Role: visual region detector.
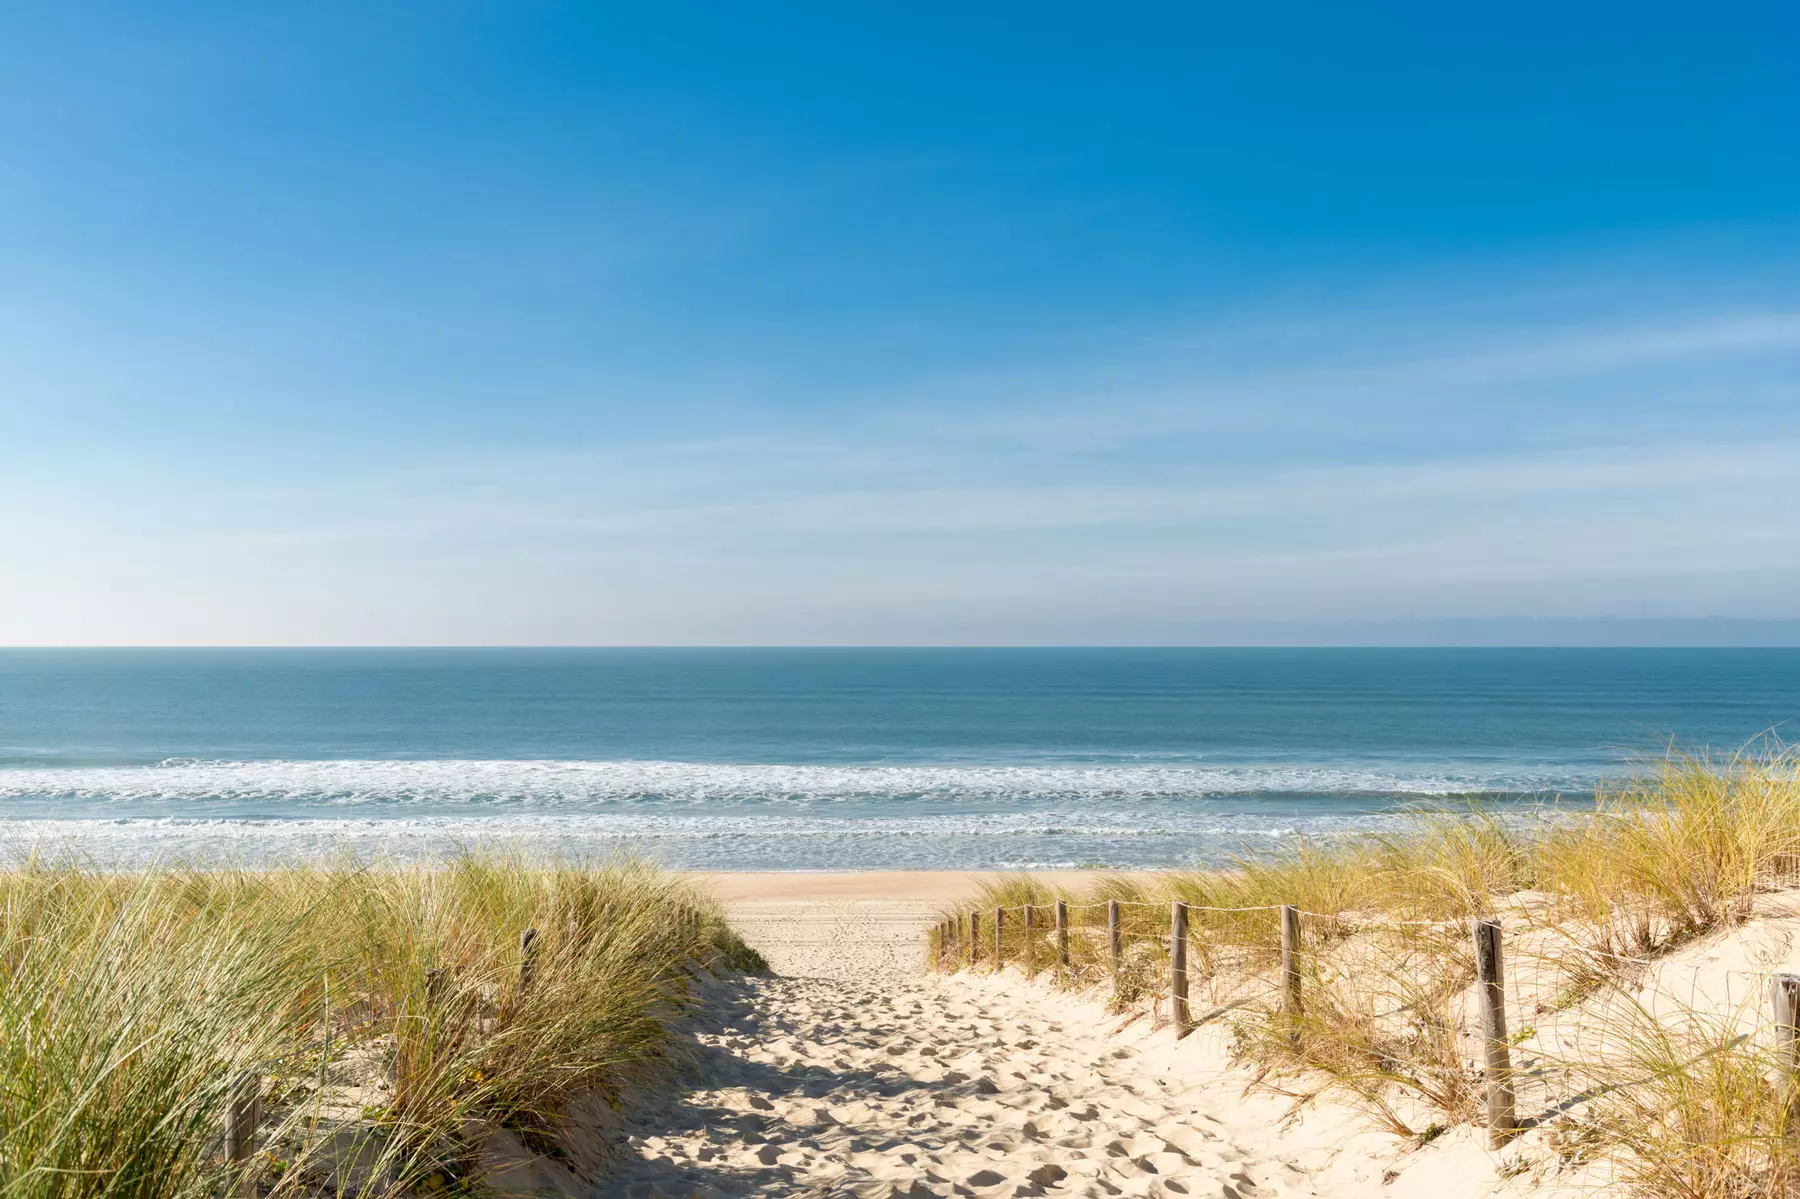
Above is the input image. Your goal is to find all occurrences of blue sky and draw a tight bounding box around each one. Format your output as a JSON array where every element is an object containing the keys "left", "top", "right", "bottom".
[{"left": 2, "top": 2, "right": 1798, "bottom": 644}]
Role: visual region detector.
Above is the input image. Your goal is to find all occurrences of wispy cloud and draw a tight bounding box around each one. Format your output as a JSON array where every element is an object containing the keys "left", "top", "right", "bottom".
[{"left": 5, "top": 268, "right": 1800, "bottom": 645}]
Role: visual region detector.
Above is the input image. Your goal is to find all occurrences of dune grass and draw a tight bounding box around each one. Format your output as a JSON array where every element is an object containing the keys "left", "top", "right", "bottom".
[
  {"left": 1583, "top": 999, "right": 1800, "bottom": 1199},
  {"left": 0, "top": 854, "right": 763, "bottom": 1199},
  {"left": 935, "top": 749, "right": 1800, "bottom": 1194}
]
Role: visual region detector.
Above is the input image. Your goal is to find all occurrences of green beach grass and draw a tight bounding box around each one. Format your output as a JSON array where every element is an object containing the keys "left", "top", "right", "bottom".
[{"left": 0, "top": 854, "right": 764, "bottom": 1199}]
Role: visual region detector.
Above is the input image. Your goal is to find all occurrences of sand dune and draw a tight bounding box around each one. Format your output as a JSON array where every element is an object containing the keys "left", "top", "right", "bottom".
[{"left": 578, "top": 880, "right": 1547, "bottom": 1199}]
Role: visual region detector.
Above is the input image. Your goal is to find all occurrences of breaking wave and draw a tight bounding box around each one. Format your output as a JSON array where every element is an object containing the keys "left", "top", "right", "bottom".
[{"left": 0, "top": 757, "right": 1588, "bottom": 808}]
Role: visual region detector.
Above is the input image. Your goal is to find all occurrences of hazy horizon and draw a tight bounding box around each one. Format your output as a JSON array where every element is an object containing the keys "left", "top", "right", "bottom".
[{"left": 12, "top": 620, "right": 1800, "bottom": 649}]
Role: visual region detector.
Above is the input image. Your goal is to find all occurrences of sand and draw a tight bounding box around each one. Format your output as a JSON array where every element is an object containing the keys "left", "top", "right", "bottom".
[
  {"left": 571, "top": 873, "right": 1541, "bottom": 1199},
  {"left": 695, "top": 872, "right": 1022, "bottom": 981}
]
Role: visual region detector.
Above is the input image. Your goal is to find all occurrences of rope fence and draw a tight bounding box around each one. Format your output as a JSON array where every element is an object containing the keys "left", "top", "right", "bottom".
[{"left": 927, "top": 897, "right": 1800, "bottom": 1151}]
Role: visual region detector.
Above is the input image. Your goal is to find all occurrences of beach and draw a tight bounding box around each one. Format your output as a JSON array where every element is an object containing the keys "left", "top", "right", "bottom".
[
  {"left": 589, "top": 870, "right": 1528, "bottom": 1199},
  {"left": 9, "top": 654, "right": 1800, "bottom": 1196},
  {"left": 582, "top": 848, "right": 1800, "bottom": 1199},
  {"left": 699, "top": 872, "right": 1139, "bottom": 978},
  {"left": 7, "top": 763, "right": 1800, "bottom": 1197},
  {"left": 9, "top": 4, "right": 1790, "bottom": 1191}
]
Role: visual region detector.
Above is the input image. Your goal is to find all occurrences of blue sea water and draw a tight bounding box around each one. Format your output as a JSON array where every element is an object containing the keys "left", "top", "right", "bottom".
[{"left": 0, "top": 648, "right": 1795, "bottom": 870}]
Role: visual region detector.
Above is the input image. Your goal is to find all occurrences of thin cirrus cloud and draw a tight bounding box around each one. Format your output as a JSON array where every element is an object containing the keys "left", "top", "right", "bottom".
[{"left": 6, "top": 289, "right": 1799, "bottom": 646}]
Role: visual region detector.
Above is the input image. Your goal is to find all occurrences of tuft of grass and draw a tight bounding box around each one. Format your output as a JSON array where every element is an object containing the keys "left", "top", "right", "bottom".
[
  {"left": 1586, "top": 1000, "right": 1800, "bottom": 1199},
  {"left": 1532, "top": 752, "right": 1800, "bottom": 994},
  {"left": 1229, "top": 922, "right": 1479, "bottom": 1137}
]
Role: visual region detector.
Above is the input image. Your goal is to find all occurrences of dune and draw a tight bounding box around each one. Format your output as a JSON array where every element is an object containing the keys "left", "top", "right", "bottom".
[
  {"left": 528, "top": 755, "right": 1800, "bottom": 1198},
  {"left": 583, "top": 871, "right": 1589, "bottom": 1199}
]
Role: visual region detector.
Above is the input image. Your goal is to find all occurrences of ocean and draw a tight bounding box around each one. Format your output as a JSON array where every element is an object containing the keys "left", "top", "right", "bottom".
[{"left": 0, "top": 648, "right": 1794, "bottom": 870}]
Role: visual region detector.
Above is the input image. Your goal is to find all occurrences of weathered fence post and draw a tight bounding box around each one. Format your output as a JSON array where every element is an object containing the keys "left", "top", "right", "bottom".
[
  {"left": 1024, "top": 904, "right": 1037, "bottom": 979},
  {"left": 518, "top": 927, "right": 539, "bottom": 997},
  {"left": 993, "top": 906, "right": 1005, "bottom": 969},
  {"left": 1279, "top": 905, "right": 1303, "bottom": 1038},
  {"left": 1773, "top": 973, "right": 1800, "bottom": 1125},
  {"left": 1171, "top": 901, "right": 1191, "bottom": 1039},
  {"left": 968, "top": 910, "right": 980, "bottom": 967},
  {"left": 227, "top": 1070, "right": 261, "bottom": 1199},
  {"left": 1108, "top": 900, "right": 1122, "bottom": 980},
  {"left": 1055, "top": 899, "right": 1069, "bottom": 980},
  {"left": 1774, "top": 973, "right": 1800, "bottom": 1065},
  {"left": 1473, "top": 918, "right": 1518, "bottom": 1148}
]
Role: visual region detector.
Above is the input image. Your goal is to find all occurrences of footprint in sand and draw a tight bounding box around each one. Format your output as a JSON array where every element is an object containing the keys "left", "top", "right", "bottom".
[{"left": 585, "top": 912, "right": 1384, "bottom": 1199}]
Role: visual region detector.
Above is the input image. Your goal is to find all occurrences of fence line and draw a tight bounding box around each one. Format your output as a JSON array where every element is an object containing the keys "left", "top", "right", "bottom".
[{"left": 933, "top": 893, "right": 1800, "bottom": 1150}]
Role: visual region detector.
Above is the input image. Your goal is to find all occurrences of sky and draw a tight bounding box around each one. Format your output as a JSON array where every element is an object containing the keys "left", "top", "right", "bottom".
[{"left": 2, "top": 2, "right": 1798, "bottom": 645}]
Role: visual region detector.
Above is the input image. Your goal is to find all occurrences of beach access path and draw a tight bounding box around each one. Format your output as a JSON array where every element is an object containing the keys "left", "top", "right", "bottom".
[{"left": 582, "top": 874, "right": 1529, "bottom": 1199}]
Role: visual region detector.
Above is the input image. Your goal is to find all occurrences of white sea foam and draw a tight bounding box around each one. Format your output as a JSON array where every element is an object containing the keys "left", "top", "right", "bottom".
[
  {"left": 0, "top": 808, "right": 1448, "bottom": 871},
  {"left": 0, "top": 757, "right": 1585, "bottom": 807},
  {"left": 0, "top": 757, "right": 1589, "bottom": 868}
]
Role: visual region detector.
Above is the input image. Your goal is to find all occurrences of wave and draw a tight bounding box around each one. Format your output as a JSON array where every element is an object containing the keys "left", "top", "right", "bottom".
[{"left": 0, "top": 757, "right": 1593, "bottom": 808}]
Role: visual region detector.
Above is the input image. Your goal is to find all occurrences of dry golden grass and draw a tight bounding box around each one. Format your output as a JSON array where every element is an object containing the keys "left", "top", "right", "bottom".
[
  {"left": 1584, "top": 1000, "right": 1800, "bottom": 1199},
  {"left": 935, "top": 749, "right": 1800, "bottom": 1196}
]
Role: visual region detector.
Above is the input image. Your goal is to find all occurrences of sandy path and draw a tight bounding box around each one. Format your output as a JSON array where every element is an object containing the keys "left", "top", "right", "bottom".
[
  {"left": 593, "top": 970, "right": 1323, "bottom": 1199},
  {"left": 586, "top": 887, "right": 1498, "bottom": 1199},
  {"left": 558, "top": 874, "right": 1800, "bottom": 1199}
]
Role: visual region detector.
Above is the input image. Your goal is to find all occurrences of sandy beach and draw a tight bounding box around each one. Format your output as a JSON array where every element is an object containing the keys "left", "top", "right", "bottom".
[
  {"left": 695, "top": 872, "right": 1132, "bottom": 979},
  {"left": 577, "top": 871, "right": 1545, "bottom": 1199}
]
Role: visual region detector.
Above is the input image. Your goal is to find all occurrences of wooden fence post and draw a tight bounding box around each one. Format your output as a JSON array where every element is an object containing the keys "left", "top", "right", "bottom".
[
  {"left": 1055, "top": 899, "right": 1069, "bottom": 979},
  {"left": 518, "top": 927, "right": 539, "bottom": 998},
  {"left": 1279, "top": 905, "right": 1303, "bottom": 1038},
  {"left": 993, "top": 907, "right": 1006, "bottom": 969},
  {"left": 1773, "top": 973, "right": 1800, "bottom": 1124},
  {"left": 968, "top": 910, "right": 980, "bottom": 967},
  {"left": 1473, "top": 918, "right": 1518, "bottom": 1148},
  {"left": 227, "top": 1070, "right": 261, "bottom": 1199},
  {"left": 1108, "top": 900, "right": 1121, "bottom": 981},
  {"left": 1024, "top": 905, "right": 1037, "bottom": 979},
  {"left": 1171, "top": 901, "right": 1191, "bottom": 1039}
]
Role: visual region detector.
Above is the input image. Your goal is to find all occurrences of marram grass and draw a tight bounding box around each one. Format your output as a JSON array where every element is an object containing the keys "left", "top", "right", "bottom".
[
  {"left": 0, "top": 854, "right": 764, "bottom": 1199},
  {"left": 937, "top": 749, "right": 1800, "bottom": 1198}
]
